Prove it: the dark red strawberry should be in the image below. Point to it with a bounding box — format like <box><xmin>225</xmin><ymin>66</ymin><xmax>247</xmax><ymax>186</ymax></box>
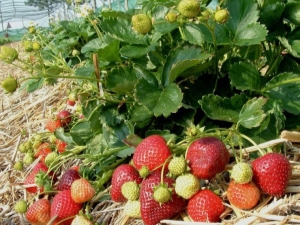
<box><xmin>25</xmin><ymin>199</ymin><xmax>51</xmax><ymax>225</ymax></box>
<box><xmin>35</xmin><ymin>142</ymin><xmax>52</xmax><ymax>163</ymax></box>
<box><xmin>111</xmin><ymin>164</ymin><xmax>142</xmax><ymax>202</ymax></box>
<box><xmin>51</xmin><ymin>190</ymin><xmax>82</xmax><ymax>225</ymax></box>
<box><xmin>57</xmin><ymin>169</ymin><xmax>81</xmax><ymax>191</ymax></box>
<box><xmin>56</xmin><ymin>139</ymin><xmax>68</xmax><ymax>153</ymax></box>
<box><xmin>133</xmin><ymin>135</ymin><xmax>172</xmax><ymax>176</ymax></box>
<box><xmin>252</xmin><ymin>153</ymin><xmax>291</xmax><ymax>197</ymax></box>
<box><xmin>57</xmin><ymin>110</ymin><xmax>72</xmax><ymax>127</ymax></box>
<box><xmin>186</xmin><ymin>137</ymin><xmax>229</xmax><ymax>179</ymax></box>
<box><xmin>24</xmin><ymin>163</ymin><xmax>49</xmax><ymax>193</ymax></box>
<box><xmin>140</xmin><ymin>172</ymin><xmax>187</xmax><ymax>225</ymax></box>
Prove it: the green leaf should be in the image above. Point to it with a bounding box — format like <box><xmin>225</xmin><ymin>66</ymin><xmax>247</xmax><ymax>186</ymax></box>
<box><xmin>153</xmin><ymin>18</ymin><xmax>180</xmax><ymax>34</ymax></box>
<box><xmin>182</xmin><ymin>23</ymin><xmax>206</xmax><ymax>46</ymax></box>
<box><xmin>229</xmin><ymin>62</ymin><xmax>265</xmax><ymax>91</ymax></box>
<box><xmin>260</xmin><ymin>3</ymin><xmax>285</xmax><ymax>30</ymax></box>
<box><xmin>55</xmin><ymin>128</ymin><xmax>75</xmax><ymax>146</ymax></box>
<box><xmin>81</xmin><ymin>38</ymin><xmax>102</xmax><ymax>53</ymax></box>
<box><xmin>238</xmin><ymin>97</ymin><xmax>267</xmax><ymax>128</ymax></box>
<box><xmin>200</xmin><ymin>94</ymin><xmax>248</xmax><ymax>123</ymax></box>
<box><xmin>120</xmin><ymin>44</ymin><xmax>156</xmax><ymax>58</ymax></box>
<box><xmin>262</xmin><ymin>73</ymin><xmax>300</xmax><ymax>115</ymax></box>
<box><xmin>26</xmin><ymin>78</ymin><xmax>44</xmax><ymax>93</ymax></box>
<box><xmin>162</xmin><ymin>46</ymin><xmax>212</xmax><ymax>86</ymax></box>
<box><xmin>97</xmin><ymin>39</ymin><xmax>121</xmax><ymax>62</ymax></box>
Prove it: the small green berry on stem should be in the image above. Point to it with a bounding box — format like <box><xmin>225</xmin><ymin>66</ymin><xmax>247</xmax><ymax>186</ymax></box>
<box><xmin>230</xmin><ymin>162</ymin><xmax>253</xmax><ymax>184</ymax></box>
<box><xmin>138</xmin><ymin>165</ymin><xmax>150</xmax><ymax>178</ymax></box>
<box><xmin>168</xmin><ymin>155</ymin><xmax>187</xmax><ymax>176</ymax></box>
<box><xmin>121</xmin><ymin>181</ymin><xmax>140</xmax><ymax>201</ymax></box>
<box><xmin>1</xmin><ymin>76</ymin><xmax>18</xmax><ymax>93</ymax></box>
<box><xmin>14</xmin><ymin>200</ymin><xmax>27</xmax><ymax>214</ymax></box>
<box><xmin>0</xmin><ymin>46</ymin><xmax>18</xmax><ymax>63</ymax></box>
<box><xmin>177</xmin><ymin>0</ymin><xmax>200</xmax><ymax>18</ymax></box>
<box><xmin>175</xmin><ymin>173</ymin><xmax>200</xmax><ymax>199</ymax></box>
<box><xmin>123</xmin><ymin>200</ymin><xmax>141</xmax><ymax>218</ymax></box>
<box><xmin>131</xmin><ymin>14</ymin><xmax>152</xmax><ymax>35</ymax></box>
<box><xmin>14</xmin><ymin>161</ymin><xmax>24</xmax><ymax>171</ymax></box>
<box><xmin>214</xmin><ymin>9</ymin><xmax>230</xmax><ymax>23</ymax></box>
<box><xmin>153</xmin><ymin>183</ymin><xmax>172</xmax><ymax>205</ymax></box>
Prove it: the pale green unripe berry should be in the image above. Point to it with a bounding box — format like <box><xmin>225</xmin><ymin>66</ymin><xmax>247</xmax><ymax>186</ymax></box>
<box><xmin>121</xmin><ymin>181</ymin><xmax>140</xmax><ymax>201</ymax></box>
<box><xmin>14</xmin><ymin>200</ymin><xmax>27</xmax><ymax>214</ymax></box>
<box><xmin>230</xmin><ymin>162</ymin><xmax>253</xmax><ymax>184</ymax></box>
<box><xmin>23</xmin><ymin>153</ymin><xmax>35</xmax><ymax>165</ymax></box>
<box><xmin>168</xmin><ymin>155</ymin><xmax>187</xmax><ymax>176</ymax></box>
<box><xmin>124</xmin><ymin>200</ymin><xmax>141</xmax><ymax>218</ymax></box>
<box><xmin>175</xmin><ymin>173</ymin><xmax>200</xmax><ymax>199</ymax></box>
<box><xmin>153</xmin><ymin>185</ymin><xmax>172</xmax><ymax>204</ymax></box>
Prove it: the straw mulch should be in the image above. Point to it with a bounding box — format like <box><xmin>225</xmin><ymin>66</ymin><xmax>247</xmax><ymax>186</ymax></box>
<box><xmin>1</xmin><ymin>43</ymin><xmax>300</xmax><ymax>225</ymax></box>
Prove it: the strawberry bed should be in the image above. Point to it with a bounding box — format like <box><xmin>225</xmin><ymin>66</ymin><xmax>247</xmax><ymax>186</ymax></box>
<box><xmin>1</xmin><ymin>0</ymin><xmax>300</xmax><ymax>224</ymax></box>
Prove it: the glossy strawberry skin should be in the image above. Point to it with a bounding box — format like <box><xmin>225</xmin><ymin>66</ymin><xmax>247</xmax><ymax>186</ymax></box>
<box><xmin>45</xmin><ymin>119</ymin><xmax>62</xmax><ymax>132</ymax></box>
<box><xmin>133</xmin><ymin>135</ymin><xmax>172</xmax><ymax>172</ymax></box>
<box><xmin>140</xmin><ymin>173</ymin><xmax>187</xmax><ymax>225</ymax></box>
<box><xmin>25</xmin><ymin>199</ymin><xmax>51</xmax><ymax>225</ymax></box>
<box><xmin>227</xmin><ymin>180</ymin><xmax>260</xmax><ymax>210</ymax></box>
<box><xmin>57</xmin><ymin>110</ymin><xmax>72</xmax><ymax>127</ymax></box>
<box><xmin>35</xmin><ymin>142</ymin><xmax>52</xmax><ymax>163</ymax></box>
<box><xmin>252</xmin><ymin>153</ymin><xmax>291</xmax><ymax>197</ymax></box>
<box><xmin>56</xmin><ymin>139</ymin><xmax>68</xmax><ymax>153</ymax></box>
<box><xmin>111</xmin><ymin>164</ymin><xmax>142</xmax><ymax>202</ymax></box>
<box><xmin>51</xmin><ymin>190</ymin><xmax>82</xmax><ymax>225</ymax></box>
<box><xmin>57</xmin><ymin>169</ymin><xmax>81</xmax><ymax>191</ymax></box>
<box><xmin>186</xmin><ymin>137</ymin><xmax>229</xmax><ymax>180</ymax></box>
<box><xmin>187</xmin><ymin>189</ymin><xmax>225</xmax><ymax>222</ymax></box>
<box><xmin>24</xmin><ymin>163</ymin><xmax>50</xmax><ymax>193</ymax></box>
<box><xmin>71</xmin><ymin>178</ymin><xmax>95</xmax><ymax>203</ymax></box>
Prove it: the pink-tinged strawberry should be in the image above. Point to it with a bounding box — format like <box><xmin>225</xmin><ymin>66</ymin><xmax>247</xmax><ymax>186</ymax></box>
<box><xmin>187</xmin><ymin>189</ymin><xmax>225</xmax><ymax>222</ymax></box>
<box><xmin>57</xmin><ymin>169</ymin><xmax>81</xmax><ymax>191</ymax></box>
<box><xmin>24</xmin><ymin>163</ymin><xmax>50</xmax><ymax>193</ymax></box>
<box><xmin>45</xmin><ymin>119</ymin><xmax>62</xmax><ymax>132</ymax></box>
<box><xmin>25</xmin><ymin>199</ymin><xmax>51</xmax><ymax>225</ymax></box>
<box><xmin>133</xmin><ymin>135</ymin><xmax>172</xmax><ymax>177</ymax></box>
<box><xmin>140</xmin><ymin>173</ymin><xmax>187</xmax><ymax>225</ymax></box>
<box><xmin>252</xmin><ymin>153</ymin><xmax>292</xmax><ymax>197</ymax></box>
<box><xmin>186</xmin><ymin>137</ymin><xmax>229</xmax><ymax>180</ymax></box>
<box><xmin>56</xmin><ymin>139</ymin><xmax>68</xmax><ymax>153</ymax></box>
<box><xmin>57</xmin><ymin>110</ymin><xmax>72</xmax><ymax>127</ymax></box>
<box><xmin>71</xmin><ymin>178</ymin><xmax>95</xmax><ymax>203</ymax></box>
<box><xmin>111</xmin><ymin>164</ymin><xmax>142</xmax><ymax>202</ymax></box>
<box><xmin>227</xmin><ymin>180</ymin><xmax>260</xmax><ymax>210</ymax></box>
<box><xmin>51</xmin><ymin>190</ymin><xmax>82</xmax><ymax>225</ymax></box>
<box><xmin>66</xmin><ymin>99</ymin><xmax>76</xmax><ymax>106</ymax></box>
<box><xmin>35</xmin><ymin>142</ymin><xmax>52</xmax><ymax>163</ymax></box>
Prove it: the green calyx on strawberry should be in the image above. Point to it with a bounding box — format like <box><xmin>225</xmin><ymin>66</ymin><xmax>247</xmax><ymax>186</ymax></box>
<box><xmin>230</xmin><ymin>162</ymin><xmax>253</xmax><ymax>184</ymax></box>
<box><xmin>252</xmin><ymin>152</ymin><xmax>292</xmax><ymax>197</ymax></box>
<box><xmin>1</xmin><ymin>76</ymin><xmax>18</xmax><ymax>93</ymax></box>
<box><xmin>131</xmin><ymin>14</ymin><xmax>152</xmax><ymax>35</ymax></box>
<box><xmin>0</xmin><ymin>46</ymin><xmax>18</xmax><ymax>63</ymax></box>
<box><xmin>14</xmin><ymin>200</ymin><xmax>27</xmax><ymax>214</ymax></box>
<box><xmin>186</xmin><ymin>136</ymin><xmax>229</xmax><ymax>180</ymax></box>
<box><xmin>175</xmin><ymin>173</ymin><xmax>200</xmax><ymax>199</ymax></box>
<box><xmin>214</xmin><ymin>9</ymin><xmax>230</xmax><ymax>23</ymax></box>
<box><xmin>121</xmin><ymin>181</ymin><xmax>140</xmax><ymax>201</ymax></box>
<box><xmin>123</xmin><ymin>200</ymin><xmax>141</xmax><ymax>218</ymax></box>
<box><xmin>168</xmin><ymin>155</ymin><xmax>188</xmax><ymax>177</ymax></box>
<box><xmin>177</xmin><ymin>0</ymin><xmax>200</xmax><ymax>18</ymax></box>
<box><xmin>153</xmin><ymin>183</ymin><xmax>173</xmax><ymax>205</ymax></box>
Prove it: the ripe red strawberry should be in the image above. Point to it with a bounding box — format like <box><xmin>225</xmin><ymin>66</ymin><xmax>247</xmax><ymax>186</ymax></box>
<box><xmin>66</xmin><ymin>99</ymin><xmax>76</xmax><ymax>106</ymax></box>
<box><xmin>133</xmin><ymin>135</ymin><xmax>172</xmax><ymax>176</ymax></box>
<box><xmin>252</xmin><ymin>153</ymin><xmax>292</xmax><ymax>197</ymax></box>
<box><xmin>57</xmin><ymin>169</ymin><xmax>81</xmax><ymax>191</ymax></box>
<box><xmin>227</xmin><ymin>180</ymin><xmax>260</xmax><ymax>210</ymax></box>
<box><xmin>51</xmin><ymin>190</ymin><xmax>82</xmax><ymax>225</ymax></box>
<box><xmin>35</xmin><ymin>142</ymin><xmax>52</xmax><ymax>163</ymax></box>
<box><xmin>186</xmin><ymin>137</ymin><xmax>229</xmax><ymax>179</ymax></box>
<box><xmin>187</xmin><ymin>189</ymin><xmax>225</xmax><ymax>222</ymax></box>
<box><xmin>57</xmin><ymin>110</ymin><xmax>72</xmax><ymax>127</ymax></box>
<box><xmin>25</xmin><ymin>199</ymin><xmax>51</xmax><ymax>225</ymax></box>
<box><xmin>24</xmin><ymin>163</ymin><xmax>49</xmax><ymax>193</ymax></box>
<box><xmin>56</xmin><ymin>139</ymin><xmax>68</xmax><ymax>153</ymax></box>
<box><xmin>111</xmin><ymin>164</ymin><xmax>142</xmax><ymax>202</ymax></box>
<box><xmin>71</xmin><ymin>178</ymin><xmax>95</xmax><ymax>203</ymax></box>
<box><xmin>45</xmin><ymin>119</ymin><xmax>62</xmax><ymax>132</ymax></box>
<box><xmin>140</xmin><ymin>172</ymin><xmax>187</xmax><ymax>225</ymax></box>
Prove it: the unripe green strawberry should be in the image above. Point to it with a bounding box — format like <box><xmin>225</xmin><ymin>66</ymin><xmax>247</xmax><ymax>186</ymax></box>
<box><xmin>168</xmin><ymin>155</ymin><xmax>187</xmax><ymax>176</ymax></box>
<box><xmin>165</xmin><ymin>11</ymin><xmax>177</xmax><ymax>23</ymax></box>
<box><xmin>1</xmin><ymin>77</ymin><xmax>18</xmax><ymax>93</ymax></box>
<box><xmin>123</xmin><ymin>200</ymin><xmax>141</xmax><ymax>218</ymax></box>
<box><xmin>19</xmin><ymin>143</ymin><xmax>27</xmax><ymax>153</ymax></box>
<box><xmin>132</xmin><ymin>14</ymin><xmax>152</xmax><ymax>35</ymax></box>
<box><xmin>14</xmin><ymin>161</ymin><xmax>24</xmax><ymax>171</ymax></box>
<box><xmin>177</xmin><ymin>0</ymin><xmax>200</xmax><ymax>18</ymax></box>
<box><xmin>45</xmin><ymin>151</ymin><xmax>59</xmax><ymax>167</ymax></box>
<box><xmin>0</xmin><ymin>46</ymin><xmax>18</xmax><ymax>63</ymax></box>
<box><xmin>153</xmin><ymin>184</ymin><xmax>172</xmax><ymax>204</ymax></box>
<box><xmin>49</xmin><ymin>134</ymin><xmax>57</xmax><ymax>143</ymax></box>
<box><xmin>175</xmin><ymin>173</ymin><xmax>200</xmax><ymax>199</ymax></box>
<box><xmin>14</xmin><ymin>200</ymin><xmax>27</xmax><ymax>214</ymax></box>
<box><xmin>72</xmin><ymin>49</ymin><xmax>80</xmax><ymax>56</ymax></box>
<box><xmin>230</xmin><ymin>162</ymin><xmax>253</xmax><ymax>184</ymax></box>
<box><xmin>32</xmin><ymin>42</ymin><xmax>41</xmax><ymax>51</ymax></box>
<box><xmin>24</xmin><ymin>141</ymin><xmax>32</xmax><ymax>151</ymax></box>
<box><xmin>121</xmin><ymin>181</ymin><xmax>140</xmax><ymax>201</ymax></box>
<box><xmin>28</xmin><ymin>27</ymin><xmax>36</xmax><ymax>34</ymax></box>
<box><xmin>214</xmin><ymin>9</ymin><xmax>229</xmax><ymax>23</ymax></box>
<box><xmin>23</xmin><ymin>153</ymin><xmax>35</xmax><ymax>165</ymax></box>
<box><xmin>138</xmin><ymin>165</ymin><xmax>150</xmax><ymax>178</ymax></box>
<box><xmin>23</xmin><ymin>40</ymin><xmax>33</xmax><ymax>52</ymax></box>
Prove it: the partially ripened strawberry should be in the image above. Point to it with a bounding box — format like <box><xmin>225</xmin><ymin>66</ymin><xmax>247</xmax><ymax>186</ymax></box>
<box><xmin>111</xmin><ymin>164</ymin><xmax>142</xmax><ymax>202</ymax></box>
<box><xmin>71</xmin><ymin>178</ymin><xmax>95</xmax><ymax>203</ymax></box>
<box><xmin>25</xmin><ymin>199</ymin><xmax>51</xmax><ymax>225</ymax></box>
<box><xmin>24</xmin><ymin>163</ymin><xmax>49</xmax><ymax>193</ymax></box>
<box><xmin>187</xmin><ymin>189</ymin><xmax>225</xmax><ymax>222</ymax></box>
<box><xmin>133</xmin><ymin>135</ymin><xmax>172</xmax><ymax>177</ymax></box>
<box><xmin>51</xmin><ymin>190</ymin><xmax>82</xmax><ymax>225</ymax></box>
<box><xmin>227</xmin><ymin>180</ymin><xmax>260</xmax><ymax>210</ymax></box>
<box><xmin>45</xmin><ymin>119</ymin><xmax>62</xmax><ymax>132</ymax></box>
<box><xmin>186</xmin><ymin>137</ymin><xmax>229</xmax><ymax>180</ymax></box>
<box><xmin>56</xmin><ymin>139</ymin><xmax>68</xmax><ymax>153</ymax></box>
<box><xmin>57</xmin><ymin>110</ymin><xmax>72</xmax><ymax>127</ymax></box>
<box><xmin>57</xmin><ymin>169</ymin><xmax>81</xmax><ymax>191</ymax></box>
<box><xmin>35</xmin><ymin>142</ymin><xmax>52</xmax><ymax>163</ymax></box>
<box><xmin>252</xmin><ymin>153</ymin><xmax>292</xmax><ymax>197</ymax></box>
<box><xmin>140</xmin><ymin>173</ymin><xmax>187</xmax><ymax>225</ymax></box>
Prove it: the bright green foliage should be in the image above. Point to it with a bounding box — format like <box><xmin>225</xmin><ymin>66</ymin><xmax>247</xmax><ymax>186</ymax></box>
<box><xmin>284</xmin><ymin>2</ymin><xmax>300</xmax><ymax>25</ymax></box>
